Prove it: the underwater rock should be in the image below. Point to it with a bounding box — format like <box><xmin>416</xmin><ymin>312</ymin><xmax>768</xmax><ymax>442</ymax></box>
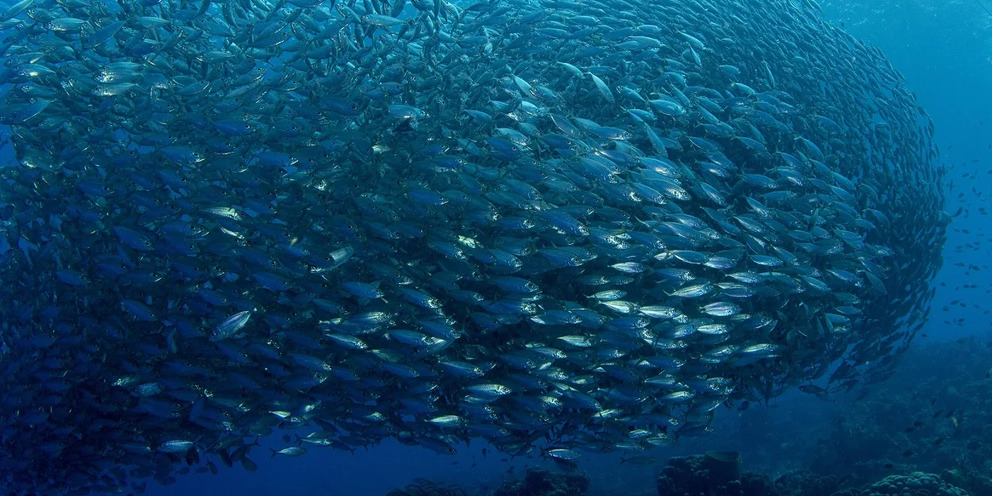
<box><xmin>773</xmin><ymin>470</ymin><xmax>844</xmax><ymax>496</ymax></box>
<box><xmin>705</xmin><ymin>451</ymin><xmax>743</xmax><ymax>481</ymax></box>
<box><xmin>385</xmin><ymin>479</ymin><xmax>469</xmax><ymax>496</ymax></box>
<box><xmin>494</xmin><ymin>467</ymin><xmax>590</xmax><ymax>496</ymax></box>
<box><xmin>656</xmin><ymin>452</ymin><xmax>772</xmax><ymax>496</ymax></box>
<box><xmin>941</xmin><ymin>468</ymin><xmax>992</xmax><ymax>496</ymax></box>
<box><xmin>807</xmin><ymin>338</ymin><xmax>992</xmax><ymax>488</ymax></box>
<box><xmin>740</xmin><ymin>473</ymin><xmax>779</xmax><ymax>496</ymax></box>
<box><xmin>862</xmin><ymin>472</ymin><xmax>970</xmax><ymax>496</ymax></box>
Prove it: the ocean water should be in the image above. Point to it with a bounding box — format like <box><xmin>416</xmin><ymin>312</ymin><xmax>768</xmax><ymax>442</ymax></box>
<box><xmin>0</xmin><ymin>0</ymin><xmax>988</xmax><ymax>495</ymax></box>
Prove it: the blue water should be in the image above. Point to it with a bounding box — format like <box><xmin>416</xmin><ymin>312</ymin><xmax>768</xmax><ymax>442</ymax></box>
<box><xmin>1</xmin><ymin>1</ymin><xmax>989</xmax><ymax>495</ymax></box>
<box><xmin>829</xmin><ymin>0</ymin><xmax>992</xmax><ymax>346</ymax></box>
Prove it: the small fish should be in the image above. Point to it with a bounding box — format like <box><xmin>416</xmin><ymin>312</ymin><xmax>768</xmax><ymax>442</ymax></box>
<box><xmin>0</xmin><ymin>0</ymin><xmax>34</xmax><ymax>21</ymax></box>
<box><xmin>212</xmin><ymin>310</ymin><xmax>251</xmax><ymax>341</ymax></box>
<box><xmin>465</xmin><ymin>383</ymin><xmax>512</xmax><ymax>399</ymax></box>
<box><xmin>158</xmin><ymin>440</ymin><xmax>195</xmax><ymax>453</ymax></box>
<box><xmin>271</xmin><ymin>447</ymin><xmax>307</xmax><ymax>457</ymax></box>
<box><xmin>361</xmin><ymin>14</ymin><xmax>410</xmax><ymax>27</ymax></box>
<box><xmin>428</xmin><ymin>415</ymin><xmax>465</xmax><ymax>428</ymax></box>
<box><xmin>799</xmin><ymin>385</ymin><xmax>830</xmax><ymax>400</ymax></box>
<box><xmin>588</xmin><ymin>73</ymin><xmax>614</xmax><ymax>102</ymax></box>
<box><xmin>546</xmin><ymin>448</ymin><xmax>581</xmax><ymax>460</ymax></box>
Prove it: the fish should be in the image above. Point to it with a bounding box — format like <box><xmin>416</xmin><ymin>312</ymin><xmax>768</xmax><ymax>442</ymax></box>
<box><xmin>212</xmin><ymin>310</ymin><xmax>252</xmax><ymax>341</ymax></box>
<box><xmin>271</xmin><ymin>447</ymin><xmax>307</xmax><ymax>457</ymax></box>
<box><xmin>0</xmin><ymin>0</ymin><xmax>945</xmax><ymax>493</ymax></box>
<box><xmin>546</xmin><ymin>448</ymin><xmax>582</xmax><ymax>460</ymax></box>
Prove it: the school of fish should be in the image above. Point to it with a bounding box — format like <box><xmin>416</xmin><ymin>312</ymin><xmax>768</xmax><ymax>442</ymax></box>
<box><xmin>0</xmin><ymin>0</ymin><xmax>946</xmax><ymax>493</ymax></box>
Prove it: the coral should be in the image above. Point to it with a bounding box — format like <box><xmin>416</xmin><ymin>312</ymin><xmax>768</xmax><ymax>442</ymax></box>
<box><xmin>861</xmin><ymin>472</ymin><xmax>970</xmax><ymax>496</ymax></box>
<box><xmin>941</xmin><ymin>468</ymin><xmax>992</xmax><ymax>495</ymax></box>
<box><xmin>740</xmin><ymin>473</ymin><xmax>778</xmax><ymax>496</ymax></box>
<box><xmin>775</xmin><ymin>470</ymin><xmax>845</xmax><ymax>496</ymax></box>
<box><xmin>656</xmin><ymin>452</ymin><xmax>774</xmax><ymax>496</ymax></box>
<box><xmin>808</xmin><ymin>339</ymin><xmax>992</xmax><ymax>486</ymax></box>
<box><xmin>828</xmin><ymin>490</ymin><xmax>860</xmax><ymax>496</ymax></box>
<box><xmin>494</xmin><ymin>467</ymin><xmax>590</xmax><ymax>496</ymax></box>
<box><xmin>385</xmin><ymin>478</ymin><xmax>468</xmax><ymax>496</ymax></box>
